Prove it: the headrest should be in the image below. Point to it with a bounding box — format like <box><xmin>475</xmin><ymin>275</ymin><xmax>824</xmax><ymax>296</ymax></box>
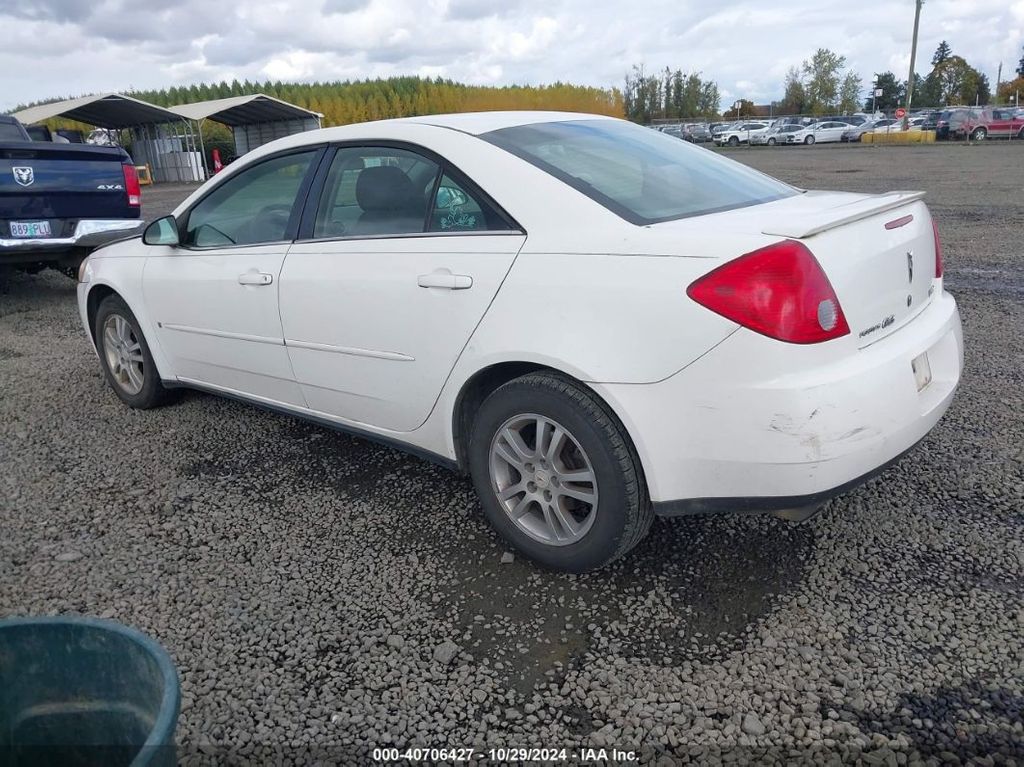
<box><xmin>356</xmin><ymin>165</ymin><xmax>419</xmax><ymax>212</ymax></box>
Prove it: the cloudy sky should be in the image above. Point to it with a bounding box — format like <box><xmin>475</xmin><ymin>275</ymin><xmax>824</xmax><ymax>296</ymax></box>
<box><xmin>2</xmin><ymin>0</ymin><xmax>1022</xmax><ymax>113</ymax></box>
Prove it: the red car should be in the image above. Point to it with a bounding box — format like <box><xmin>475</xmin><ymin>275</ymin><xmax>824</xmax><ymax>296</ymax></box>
<box><xmin>950</xmin><ymin>108</ymin><xmax>1024</xmax><ymax>141</ymax></box>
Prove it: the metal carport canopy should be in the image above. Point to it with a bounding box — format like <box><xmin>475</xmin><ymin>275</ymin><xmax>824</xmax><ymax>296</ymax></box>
<box><xmin>10</xmin><ymin>93</ymin><xmax>184</xmax><ymax>128</ymax></box>
<box><xmin>167</xmin><ymin>94</ymin><xmax>321</xmax><ymax>126</ymax></box>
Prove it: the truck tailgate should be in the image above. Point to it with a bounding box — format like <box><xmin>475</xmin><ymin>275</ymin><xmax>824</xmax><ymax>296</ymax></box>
<box><xmin>0</xmin><ymin>143</ymin><xmax>137</xmax><ymax>221</ymax></box>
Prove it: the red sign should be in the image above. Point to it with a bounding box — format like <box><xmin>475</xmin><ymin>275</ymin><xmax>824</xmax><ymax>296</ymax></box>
<box><xmin>895</xmin><ymin>108</ymin><xmax>907</xmax><ymax>118</ymax></box>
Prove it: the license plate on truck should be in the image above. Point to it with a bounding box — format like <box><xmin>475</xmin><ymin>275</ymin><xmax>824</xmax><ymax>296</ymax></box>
<box><xmin>10</xmin><ymin>221</ymin><xmax>52</xmax><ymax>238</ymax></box>
<box><xmin>912</xmin><ymin>352</ymin><xmax>932</xmax><ymax>392</ymax></box>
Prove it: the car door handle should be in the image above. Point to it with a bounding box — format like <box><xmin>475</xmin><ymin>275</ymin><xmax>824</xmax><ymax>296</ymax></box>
<box><xmin>238</xmin><ymin>271</ymin><xmax>273</xmax><ymax>286</ymax></box>
<box><xmin>417</xmin><ymin>272</ymin><xmax>472</xmax><ymax>290</ymax></box>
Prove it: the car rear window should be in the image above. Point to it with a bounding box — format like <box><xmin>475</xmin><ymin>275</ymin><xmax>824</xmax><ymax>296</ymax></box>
<box><xmin>482</xmin><ymin>119</ymin><xmax>796</xmax><ymax>225</ymax></box>
<box><xmin>0</xmin><ymin>123</ymin><xmax>27</xmax><ymax>141</ymax></box>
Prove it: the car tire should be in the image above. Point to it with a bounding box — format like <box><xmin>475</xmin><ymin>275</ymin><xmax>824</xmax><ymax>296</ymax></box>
<box><xmin>468</xmin><ymin>371</ymin><xmax>652</xmax><ymax>572</ymax></box>
<box><xmin>970</xmin><ymin>127</ymin><xmax>987</xmax><ymax>141</ymax></box>
<box><xmin>1018</xmin><ymin>127</ymin><xmax>1024</xmax><ymax>140</ymax></box>
<box><xmin>767</xmin><ymin>137</ymin><xmax>776</xmax><ymax>146</ymax></box>
<box><xmin>94</xmin><ymin>295</ymin><xmax>171</xmax><ymax>409</ymax></box>
<box><xmin>805</xmin><ymin>135</ymin><xmax>816</xmax><ymax>145</ymax></box>
<box><xmin>727</xmin><ymin>136</ymin><xmax>739</xmax><ymax>147</ymax></box>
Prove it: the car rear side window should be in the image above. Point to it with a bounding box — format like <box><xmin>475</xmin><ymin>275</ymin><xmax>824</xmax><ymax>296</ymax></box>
<box><xmin>483</xmin><ymin>119</ymin><xmax>796</xmax><ymax>225</ymax></box>
<box><xmin>428</xmin><ymin>173</ymin><xmax>512</xmax><ymax>233</ymax></box>
<box><xmin>313</xmin><ymin>147</ymin><xmax>440</xmax><ymax>238</ymax></box>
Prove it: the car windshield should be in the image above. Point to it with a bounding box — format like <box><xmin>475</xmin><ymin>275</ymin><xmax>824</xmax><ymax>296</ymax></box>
<box><xmin>482</xmin><ymin>119</ymin><xmax>797</xmax><ymax>225</ymax></box>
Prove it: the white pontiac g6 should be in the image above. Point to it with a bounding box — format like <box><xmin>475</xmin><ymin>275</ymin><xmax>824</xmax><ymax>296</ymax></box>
<box><xmin>77</xmin><ymin>112</ymin><xmax>964</xmax><ymax>572</ymax></box>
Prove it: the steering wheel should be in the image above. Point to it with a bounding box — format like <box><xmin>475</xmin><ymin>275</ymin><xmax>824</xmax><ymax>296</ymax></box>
<box><xmin>240</xmin><ymin>203</ymin><xmax>293</xmax><ymax>243</ymax></box>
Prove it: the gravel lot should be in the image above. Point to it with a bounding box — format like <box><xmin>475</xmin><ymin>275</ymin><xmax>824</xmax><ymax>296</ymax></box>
<box><xmin>1</xmin><ymin>143</ymin><xmax>1022</xmax><ymax>764</ymax></box>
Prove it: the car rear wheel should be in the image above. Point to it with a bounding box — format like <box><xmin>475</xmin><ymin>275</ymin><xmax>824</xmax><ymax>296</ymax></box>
<box><xmin>468</xmin><ymin>371</ymin><xmax>652</xmax><ymax>572</ymax></box>
<box><xmin>970</xmin><ymin>127</ymin><xmax>987</xmax><ymax>141</ymax></box>
<box><xmin>94</xmin><ymin>295</ymin><xmax>170</xmax><ymax>409</ymax></box>
<box><xmin>805</xmin><ymin>135</ymin><xmax>816</xmax><ymax>145</ymax></box>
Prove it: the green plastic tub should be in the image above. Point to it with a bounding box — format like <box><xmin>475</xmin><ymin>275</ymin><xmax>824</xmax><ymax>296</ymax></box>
<box><xmin>0</xmin><ymin>616</ymin><xmax>180</xmax><ymax>767</ymax></box>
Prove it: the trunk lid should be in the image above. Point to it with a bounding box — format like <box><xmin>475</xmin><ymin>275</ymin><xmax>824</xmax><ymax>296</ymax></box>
<box><xmin>663</xmin><ymin>190</ymin><xmax>939</xmax><ymax>347</ymax></box>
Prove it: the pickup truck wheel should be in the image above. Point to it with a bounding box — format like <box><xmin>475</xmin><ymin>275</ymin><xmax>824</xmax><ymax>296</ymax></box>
<box><xmin>94</xmin><ymin>295</ymin><xmax>170</xmax><ymax>409</ymax></box>
<box><xmin>468</xmin><ymin>372</ymin><xmax>652</xmax><ymax>572</ymax></box>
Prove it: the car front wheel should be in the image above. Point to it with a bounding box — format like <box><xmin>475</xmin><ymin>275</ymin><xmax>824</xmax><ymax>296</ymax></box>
<box><xmin>727</xmin><ymin>136</ymin><xmax>739</xmax><ymax>146</ymax></box>
<box><xmin>767</xmin><ymin>137</ymin><xmax>776</xmax><ymax>145</ymax></box>
<box><xmin>94</xmin><ymin>295</ymin><xmax>170</xmax><ymax>409</ymax></box>
<box><xmin>805</xmin><ymin>135</ymin><xmax>816</xmax><ymax>145</ymax></box>
<box><xmin>468</xmin><ymin>372</ymin><xmax>652</xmax><ymax>572</ymax></box>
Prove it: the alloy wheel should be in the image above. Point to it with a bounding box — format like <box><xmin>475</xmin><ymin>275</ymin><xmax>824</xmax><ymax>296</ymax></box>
<box><xmin>101</xmin><ymin>314</ymin><xmax>145</xmax><ymax>395</ymax></box>
<box><xmin>488</xmin><ymin>413</ymin><xmax>598</xmax><ymax>546</ymax></box>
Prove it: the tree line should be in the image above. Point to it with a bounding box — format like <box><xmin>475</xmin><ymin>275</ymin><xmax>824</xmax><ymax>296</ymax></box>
<box><xmin>859</xmin><ymin>42</ymin><xmax>1024</xmax><ymax>113</ymax></box>
<box><xmin>621</xmin><ymin>66</ymin><xmax>721</xmax><ymax>122</ymax></box>
<box><xmin>128</xmin><ymin>76</ymin><xmax>623</xmax><ymax>126</ymax></box>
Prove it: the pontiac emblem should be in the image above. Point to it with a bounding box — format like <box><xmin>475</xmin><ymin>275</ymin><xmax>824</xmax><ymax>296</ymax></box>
<box><xmin>12</xmin><ymin>166</ymin><xmax>34</xmax><ymax>187</ymax></box>
<box><xmin>906</xmin><ymin>251</ymin><xmax>914</xmax><ymax>283</ymax></box>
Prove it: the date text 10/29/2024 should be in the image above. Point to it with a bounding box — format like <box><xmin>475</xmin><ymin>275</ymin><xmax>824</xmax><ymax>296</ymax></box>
<box><xmin>373</xmin><ymin>747</ymin><xmax>639</xmax><ymax>763</ymax></box>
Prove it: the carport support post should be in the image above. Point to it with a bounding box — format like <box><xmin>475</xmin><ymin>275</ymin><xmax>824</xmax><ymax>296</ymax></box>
<box><xmin>904</xmin><ymin>0</ymin><xmax>923</xmax><ymax>131</ymax></box>
<box><xmin>196</xmin><ymin>119</ymin><xmax>209</xmax><ymax>180</ymax></box>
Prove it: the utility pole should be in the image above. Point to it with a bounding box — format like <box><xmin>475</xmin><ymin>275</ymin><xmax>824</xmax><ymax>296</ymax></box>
<box><xmin>995</xmin><ymin>62</ymin><xmax>1002</xmax><ymax>105</ymax></box>
<box><xmin>904</xmin><ymin>0</ymin><xmax>923</xmax><ymax>130</ymax></box>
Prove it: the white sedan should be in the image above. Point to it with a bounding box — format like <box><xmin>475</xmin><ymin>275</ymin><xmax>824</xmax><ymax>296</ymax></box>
<box><xmin>786</xmin><ymin>120</ymin><xmax>854</xmax><ymax>144</ymax></box>
<box><xmin>77</xmin><ymin>112</ymin><xmax>963</xmax><ymax>572</ymax></box>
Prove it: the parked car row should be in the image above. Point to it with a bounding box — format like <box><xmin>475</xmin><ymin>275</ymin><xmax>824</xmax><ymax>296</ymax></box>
<box><xmin>654</xmin><ymin>105</ymin><xmax>1023</xmax><ymax>147</ymax></box>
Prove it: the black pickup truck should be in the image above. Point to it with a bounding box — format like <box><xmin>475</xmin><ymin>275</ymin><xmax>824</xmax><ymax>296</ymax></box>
<box><xmin>1</xmin><ymin>115</ymin><xmax>143</xmax><ymax>276</ymax></box>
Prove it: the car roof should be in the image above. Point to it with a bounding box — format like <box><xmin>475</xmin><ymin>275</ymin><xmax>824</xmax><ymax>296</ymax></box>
<box><xmin>397</xmin><ymin>110</ymin><xmax>616</xmax><ymax>135</ymax></box>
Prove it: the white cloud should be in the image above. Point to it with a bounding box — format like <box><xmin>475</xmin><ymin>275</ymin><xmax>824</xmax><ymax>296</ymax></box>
<box><xmin>1</xmin><ymin>0</ymin><xmax>1021</xmax><ymax>113</ymax></box>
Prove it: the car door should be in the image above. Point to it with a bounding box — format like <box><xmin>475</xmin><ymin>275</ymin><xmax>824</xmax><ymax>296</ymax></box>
<box><xmin>988</xmin><ymin>110</ymin><xmax>1007</xmax><ymax>137</ymax></box>
<box><xmin>279</xmin><ymin>144</ymin><xmax>526</xmax><ymax>432</ymax></box>
<box><xmin>818</xmin><ymin>122</ymin><xmax>843</xmax><ymax>142</ymax></box>
<box><xmin>143</xmin><ymin>148</ymin><xmax>323</xmax><ymax>406</ymax></box>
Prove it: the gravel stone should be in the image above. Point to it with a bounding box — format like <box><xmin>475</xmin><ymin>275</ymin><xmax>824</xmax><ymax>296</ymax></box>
<box><xmin>2</xmin><ymin>146</ymin><xmax>1022</xmax><ymax>762</ymax></box>
<box><xmin>432</xmin><ymin>640</ymin><xmax>459</xmax><ymax>665</ymax></box>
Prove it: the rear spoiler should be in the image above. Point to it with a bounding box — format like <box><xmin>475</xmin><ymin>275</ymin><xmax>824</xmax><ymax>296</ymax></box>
<box><xmin>762</xmin><ymin>190</ymin><xmax>927</xmax><ymax>239</ymax></box>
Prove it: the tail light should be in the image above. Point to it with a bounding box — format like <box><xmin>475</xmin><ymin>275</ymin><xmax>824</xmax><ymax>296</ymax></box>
<box><xmin>687</xmin><ymin>240</ymin><xmax>850</xmax><ymax>344</ymax></box>
<box><xmin>122</xmin><ymin>163</ymin><xmax>141</xmax><ymax>207</ymax></box>
<box><xmin>932</xmin><ymin>219</ymin><xmax>943</xmax><ymax>278</ymax></box>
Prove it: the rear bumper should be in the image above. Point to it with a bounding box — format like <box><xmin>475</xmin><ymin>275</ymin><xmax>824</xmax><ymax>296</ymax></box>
<box><xmin>0</xmin><ymin>219</ymin><xmax>143</xmax><ymax>260</ymax></box>
<box><xmin>594</xmin><ymin>290</ymin><xmax>963</xmax><ymax>513</ymax></box>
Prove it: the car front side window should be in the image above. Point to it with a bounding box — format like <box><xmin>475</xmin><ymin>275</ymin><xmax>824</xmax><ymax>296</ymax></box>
<box><xmin>184</xmin><ymin>151</ymin><xmax>317</xmax><ymax>248</ymax></box>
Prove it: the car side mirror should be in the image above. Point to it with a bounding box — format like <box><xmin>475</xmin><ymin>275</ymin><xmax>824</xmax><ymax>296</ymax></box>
<box><xmin>143</xmin><ymin>216</ymin><xmax>180</xmax><ymax>246</ymax></box>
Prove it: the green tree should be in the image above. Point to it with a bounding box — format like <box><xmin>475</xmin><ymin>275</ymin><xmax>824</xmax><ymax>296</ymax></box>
<box><xmin>802</xmin><ymin>48</ymin><xmax>846</xmax><ymax>114</ymax></box>
<box><xmin>931</xmin><ymin>40</ymin><xmax>952</xmax><ymax>67</ymax></box>
<box><xmin>623</xmin><ymin>64</ymin><xmax>720</xmax><ymax>121</ymax></box>
<box><xmin>779</xmin><ymin>66</ymin><xmax>806</xmax><ymax>114</ymax></box>
<box><xmin>930</xmin><ymin>56</ymin><xmax>988</xmax><ymax>105</ymax></box>
<box><xmin>838</xmin><ymin>71</ymin><xmax>862</xmax><ymax>113</ymax></box>
<box><xmin>864</xmin><ymin>71</ymin><xmax>902</xmax><ymax>111</ymax></box>
<box><xmin>1017</xmin><ymin>45</ymin><xmax>1024</xmax><ymax>78</ymax></box>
